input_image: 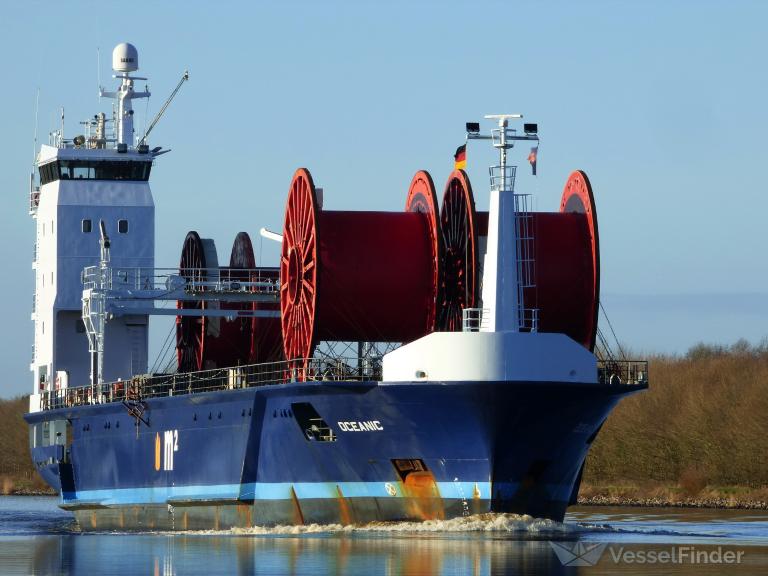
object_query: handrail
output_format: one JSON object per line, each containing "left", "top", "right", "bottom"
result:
{"left": 82, "top": 266, "right": 281, "bottom": 294}
{"left": 36, "top": 355, "right": 649, "bottom": 411}
{"left": 597, "top": 359, "right": 648, "bottom": 386}
{"left": 38, "top": 356, "right": 382, "bottom": 411}
{"left": 462, "top": 308, "right": 489, "bottom": 332}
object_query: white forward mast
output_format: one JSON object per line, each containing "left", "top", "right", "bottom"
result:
{"left": 466, "top": 115, "right": 540, "bottom": 333}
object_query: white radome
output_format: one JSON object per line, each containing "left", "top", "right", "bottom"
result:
{"left": 112, "top": 42, "right": 139, "bottom": 72}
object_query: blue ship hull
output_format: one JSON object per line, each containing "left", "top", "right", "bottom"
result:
{"left": 25, "top": 378, "right": 644, "bottom": 530}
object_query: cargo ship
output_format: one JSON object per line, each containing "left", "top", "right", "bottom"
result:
{"left": 24, "top": 44, "right": 647, "bottom": 531}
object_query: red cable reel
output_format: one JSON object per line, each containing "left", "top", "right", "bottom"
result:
{"left": 176, "top": 231, "right": 219, "bottom": 372}
{"left": 280, "top": 168, "right": 442, "bottom": 368}
{"left": 218, "top": 232, "right": 283, "bottom": 367}
{"left": 176, "top": 231, "right": 283, "bottom": 373}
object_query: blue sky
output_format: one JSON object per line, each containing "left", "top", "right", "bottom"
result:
{"left": 1, "top": 0, "right": 766, "bottom": 396}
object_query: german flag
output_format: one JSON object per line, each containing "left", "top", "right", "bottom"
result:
{"left": 454, "top": 144, "right": 467, "bottom": 170}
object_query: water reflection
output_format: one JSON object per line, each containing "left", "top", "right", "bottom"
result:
{"left": 2, "top": 501, "right": 768, "bottom": 576}
{"left": 12, "top": 533, "right": 570, "bottom": 576}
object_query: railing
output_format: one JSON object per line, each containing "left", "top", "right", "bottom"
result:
{"left": 489, "top": 164, "right": 516, "bottom": 192}
{"left": 519, "top": 307, "right": 539, "bottom": 332}
{"left": 82, "top": 266, "right": 280, "bottom": 295}
{"left": 462, "top": 307, "right": 539, "bottom": 332}
{"left": 37, "top": 355, "right": 650, "bottom": 412}
{"left": 597, "top": 360, "right": 648, "bottom": 386}
{"left": 38, "top": 356, "right": 383, "bottom": 411}
{"left": 30, "top": 189, "right": 40, "bottom": 213}
{"left": 462, "top": 308, "right": 489, "bottom": 332}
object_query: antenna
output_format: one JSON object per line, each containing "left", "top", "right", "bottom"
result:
{"left": 484, "top": 114, "right": 523, "bottom": 122}
{"left": 32, "top": 88, "right": 40, "bottom": 167}
{"left": 29, "top": 88, "right": 41, "bottom": 212}
{"left": 97, "top": 47, "right": 102, "bottom": 102}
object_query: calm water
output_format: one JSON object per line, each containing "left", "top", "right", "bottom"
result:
{"left": 1, "top": 497, "right": 768, "bottom": 575}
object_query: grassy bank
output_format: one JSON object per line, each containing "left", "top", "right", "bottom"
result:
{"left": 577, "top": 481, "right": 768, "bottom": 509}
{"left": 0, "top": 396, "right": 53, "bottom": 495}
{"left": 582, "top": 340, "right": 768, "bottom": 505}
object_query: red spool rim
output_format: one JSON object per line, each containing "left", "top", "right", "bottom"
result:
{"left": 559, "top": 170, "right": 600, "bottom": 351}
{"left": 229, "top": 232, "right": 255, "bottom": 362}
{"left": 230, "top": 231, "right": 256, "bottom": 269}
{"left": 280, "top": 168, "right": 319, "bottom": 364}
{"left": 405, "top": 170, "right": 442, "bottom": 332}
{"left": 438, "top": 169, "right": 477, "bottom": 331}
{"left": 177, "top": 231, "right": 210, "bottom": 372}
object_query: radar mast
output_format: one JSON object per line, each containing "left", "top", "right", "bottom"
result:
{"left": 99, "top": 42, "right": 150, "bottom": 148}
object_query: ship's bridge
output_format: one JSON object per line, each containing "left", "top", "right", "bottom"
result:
{"left": 37, "top": 146, "right": 153, "bottom": 186}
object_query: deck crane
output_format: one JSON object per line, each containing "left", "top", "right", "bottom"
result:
{"left": 139, "top": 70, "right": 189, "bottom": 146}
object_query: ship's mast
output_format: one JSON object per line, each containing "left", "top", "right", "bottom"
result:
{"left": 99, "top": 43, "right": 150, "bottom": 147}
{"left": 466, "top": 115, "right": 539, "bottom": 332}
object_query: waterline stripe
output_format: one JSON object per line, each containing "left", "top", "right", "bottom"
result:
{"left": 64, "top": 481, "right": 496, "bottom": 506}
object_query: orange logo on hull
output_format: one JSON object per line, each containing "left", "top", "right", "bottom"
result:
{"left": 154, "top": 433, "right": 161, "bottom": 471}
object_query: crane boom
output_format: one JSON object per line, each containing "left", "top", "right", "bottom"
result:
{"left": 140, "top": 70, "right": 189, "bottom": 145}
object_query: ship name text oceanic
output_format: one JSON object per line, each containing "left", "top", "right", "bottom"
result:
{"left": 337, "top": 421, "right": 385, "bottom": 432}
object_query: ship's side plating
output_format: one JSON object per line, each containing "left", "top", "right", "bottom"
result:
{"left": 26, "top": 374, "right": 641, "bottom": 530}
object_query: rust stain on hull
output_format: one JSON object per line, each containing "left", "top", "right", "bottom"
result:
{"left": 336, "top": 485, "right": 353, "bottom": 525}
{"left": 290, "top": 486, "right": 305, "bottom": 525}
{"left": 402, "top": 471, "right": 444, "bottom": 520}
{"left": 236, "top": 502, "right": 253, "bottom": 527}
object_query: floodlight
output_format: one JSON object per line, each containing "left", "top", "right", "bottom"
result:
{"left": 524, "top": 123, "right": 538, "bottom": 135}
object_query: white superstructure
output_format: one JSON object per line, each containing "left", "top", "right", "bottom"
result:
{"left": 29, "top": 43, "right": 157, "bottom": 411}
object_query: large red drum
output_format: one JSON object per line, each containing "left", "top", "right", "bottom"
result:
{"left": 280, "top": 168, "right": 442, "bottom": 363}
{"left": 176, "top": 231, "right": 283, "bottom": 372}
{"left": 176, "top": 231, "right": 219, "bottom": 372}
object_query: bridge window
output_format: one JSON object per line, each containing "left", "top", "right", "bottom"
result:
{"left": 72, "top": 165, "right": 94, "bottom": 179}
{"left": 82, "top": 219, "right": 92, "bottom": 233}
{"left": 42, "top": 160, "right": 151, "bottom": 183}
{"left": 39, "top": 162, "right": 59, "bottom": 185}
{"left": 118, "top": 220, "right": 129, "bottom": 234}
